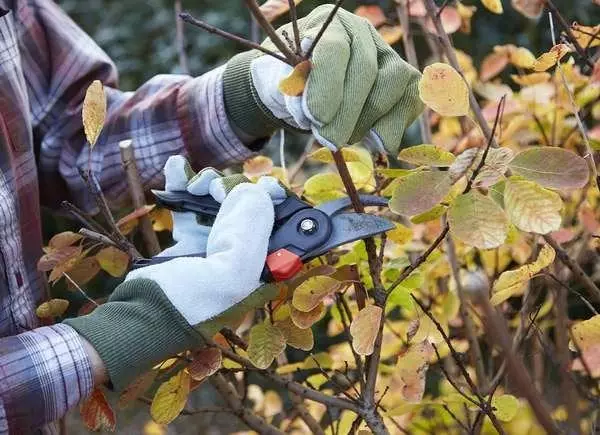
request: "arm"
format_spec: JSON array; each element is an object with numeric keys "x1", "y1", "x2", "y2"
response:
[{"x1": 19, "y1": 0, "x2": 262, "y2": 211}]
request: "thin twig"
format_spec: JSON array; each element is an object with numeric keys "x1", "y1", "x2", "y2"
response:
[
  {"x1": 79, "y1": 228, "x2": 119, "y2": 248},
  {"x1": 531, "y1": 113, "x2": 551, "y2": 147},
  {"x1": 174, "y1": 0, "x2": 189, "y2": 74},
  {"x1": 304, "y1": 0, "x2": 345, "y2": 59},
  {"x1": 287, "y1": 0, "x2": 301, "y2": 54},
  {"x1": 61, "y1": 201, "x2": 109, "y2": 236},
  {"x1": 180, "y1": 12, "x2": 293, "y2": 65},
  {"x1": 63, "y1": 272, "x2": 98, "y2": 307},
  {"x1": 243, "y1": 0, "x2": 301, "y2": 64}
]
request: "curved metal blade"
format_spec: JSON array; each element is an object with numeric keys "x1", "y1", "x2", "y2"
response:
[
  {"x1": 303, "y1": 213, "x2": 394, "y2": 260},
  {"x1": 316, "y1": 195, "x2": 389, "y2": 216}
]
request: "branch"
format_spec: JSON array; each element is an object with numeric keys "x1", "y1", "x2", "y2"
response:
[
  {"x1": 544, "y1": 234, "x2": 600, "y2": 304},
  {"x1": 303, "y1": 0, "x2": 345, "y2": 59},
  {"x1": 174, "y1": 0, "x2": 189, "y2": 74},
  {"x1": 243, "y1": 0, "x2": 301, "y2": 64},
  {"x1": 119, "y1": 140, "x2": 160, "y2": 256},
  {"x1": 79, "y1": 228, "x2": 119, "y2": 248},
  {"x1": 61, "y1": 201, "x2": 110, "y2": 236},
  {"x1": 180, "y1": 12, "x2": 294, "y2": 65},
  {"x1": 287, "y1": 0, "x2": 301, "y2": 54}
]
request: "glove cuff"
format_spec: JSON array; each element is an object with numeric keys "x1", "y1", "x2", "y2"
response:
[
  {"x1": 223, "y1": 51, "x2": 306, "y2": 139},
  {"x1": 64, "y1": 278, "x2": 203, "y2": 390}
]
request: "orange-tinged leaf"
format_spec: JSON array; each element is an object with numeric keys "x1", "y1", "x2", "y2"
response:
[
  {"x1": 457, "y1": 1, "x2": 477, "y2": 33},
  {"x1": 378, "y1": 25, "x2": 403, "y2": 45},
  {"x1": 49, "y1": 231, "x2": 83, "y2": 250},
  {"x1": 151, "y1": 370, "x2": 190, "y2": 424},
  {"x1": 571, "y1": 23, "x2": 600, "y2": 49},
  {"x1": 532, "y1": 44, "x2": 571, "y2": 71},
  {"x1": 509, "y1": 46, "x2": 536, "y2": 68},
  {"x1": 290, "y1": 303, "x2": 326, "y2": 329},
  {"x1": 278, "y1": 60, "x2": 312, "y2": 97},
  {"x1": 36, "y1": 298, "x2": 69, "y2": 318},
  {"x1": 481, "y1": 0, "x2": 503, "y2": 14},
  {"x1": 292, "y1": 275, "x2": 341, "y2": 312},
  {"x1": 37, "y1": 245, "x2": 82, "y2": 272},
  {"x1": 150, "y1": 207, "x2": 173, "y2": 232},
  {"x1": 354, "y1": 5, "x2": 386, "y2": 27},
  {"x1": 395, "y1": 340, "x2": 434, "y2": 402},
  {"x1": 424, "y1": 6, "x2": 461, "y2": 34},
  {"x1": 66, "y1": 257, "x2": 101, "y2": 289},
  {"x1": 480, "y1": 52, "x2": 509, "y2": 81},
  {"x1": 350, "y1": 305, "x2": 382, "y2": 356},
  {"x1": 259, "y1": 0, "x2": 303, "y2": 22},
  {"x1": 80, "y1": 388, "x2": 116, "y2": 431},
  {"x1": 96, "y1": 246, "x2": 129, "y2": 277},
  {"x1": 118, "y1": 370, "x2": 158, "y2": 409},
  {"x1": 188, "y1": 347, "x2": 222, "y2": 381},
  {"x1": 419, "y1": 63, "x2": 469, "y2": 116},
  {"x1": 82, "y1": 80, "x2": 106, "y2": 148},
  {"x1": 116, "y1": 205, "x2": 156, "y2": 234},
  {"x1": 247, "y1": 322, "x2": 286, "y2": 369},
  {"x1": 511, "y1": 72, "x2": 551, "y2": 86},
  {"x1": 243, "y1": 155, "x2": 274, "y2": 178},
  {"x1": 277, "y1": 317, "x2": 314, "y2": 351},
  {"x1": 511, "y1": 0, "x2": 544, "y2": 18}
]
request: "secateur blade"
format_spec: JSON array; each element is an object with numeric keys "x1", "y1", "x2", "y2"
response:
[{"x1": 316, "y1": 194, "x2": 389, "y2": 216}]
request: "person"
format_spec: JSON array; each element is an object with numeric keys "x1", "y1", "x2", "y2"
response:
[{"x1": 0, "y1": 0, "x2": 423, "y2": 433}]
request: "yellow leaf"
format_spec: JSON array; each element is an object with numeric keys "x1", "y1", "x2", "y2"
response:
[
  {"x1": 509, "y1": 47, "x2": 536, "y2": 68},
  {"x1": 378, "y1": 25, "x2": 403, "y2": 45},
  {"x1": 347, "y1": 146, "x2": 376, "y2": 191},
  {"x1": 96, "y1": 246, "x2": 130, "y2": 277},
  {"x1": 151, "y1": 370, "x2": 190, "y2": 424},
  {"x1": 290, "y1": 303, "x2": 326, "y2": 329},
  {"x1": 259, "y1": 0, "x2": 302, "y2": 22},
  {"x1": 532, "y1": 44, "x2": 571, "y2": 71},
  {"x1": 457, "y1": 2, "x2": 477, "y2": 33},
  {"x1": 292, "y1": 275, "x2": 341, "y2": 312},
  {"x1": 82, "y1": 80, "x2": 106, "y2": 147},
  {"x1": 49, "y1": 231, "x2": 83, "y2": 250},
  {"x1": 387, "y1": 224, "x2": 413, "y2": 245},
  {"x1": 243, "y1": 156, "x2": 273, "y2": 178},
  {"x1": 511, "y1": 72, "x2": 551, "y2": 86},
  {"x1": 492, "y1": 394, "x2": 520, "y2": 422},
  {"x1": 66, "y1": 257, "x2": 101, "y2": 289},
  {"x1": 419, "y1": 63, "x2": 470, "y2": 116},
  {"x1": 481, "y1": 0, "x2": 503, "y2": 14},
  {"x1": 143, "y1": 421, "x2": 166, "y2": 435},
  {"x1": 448, "y1": 191, "x2": 509, "y2": 249},
  {"x1": 571, "y1": 315, "x2": 600, "y2": 352},
  {"x1": 303, "y1": 173, "x2": 346, "y2": 203},
  {"x1": 247, "y1": 322, "x2": 286, "y2": 369},
  {"x1": 395, "y1": 340, "x2": 434, "y2": 402},
  {"x1": 398, "y1": 144, "x2": 456, "y2": 167},
  {"x1": 490, "y1": 243, "x2": 555, "y2": 305},
  {"x1": 504, "y1": 177, "x2": 562, "y2": 234},
  {"x1": 36, "y1": 298, "x2": 69, "y2": 318},
  {"x1": 309, "y1": 147, "x2": 361, "y2": 163},
  {"x1": 350, "y1": 305, "x2": 383, "y2": 355},
  {"x1": 278, "y1": 60, "x2": 312, "y2": 97},
  {"x1": 277, "y1": 317, "x2": 314, "y2": 351},
  {"x1": 571, "y1": 23, "x2": 600, "y2": 49},
  {"x1": 410, "y1": 204, "x2": 447, "y2": 224},
  {"x1": 150, "y1": 208, "x2": 173, "y2": 232}
]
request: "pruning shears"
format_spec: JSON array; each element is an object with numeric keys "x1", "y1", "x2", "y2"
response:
[{"x1": 132, "y1": 191, "x2": 394, "y2": 282}]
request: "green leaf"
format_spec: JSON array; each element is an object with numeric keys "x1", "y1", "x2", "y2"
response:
[
  {"x1": 150, "y1": 370, "x2": 190, "y2": 424},
  {"x1": 398, "y1": 144, "x2": 456, "y2": 167},
  {"x1": 276, "y1": 317, "x2": 314, "y2": 351},
  {"x1": 309, "y1": 147, "x2": 362, "y2": 163},
  {"x1": 390, "y1": 171, "x2": 452, "y2": 216},
  {"x1": 492, "y1": 394, "x2": 519, "y2": 422},
  {"x1": 504, "y1": 176, "x2": 562, "y2": 234},
  {"x1": 247, "y1": 322, "x2": 286, "y2": 369},
  {"x1": 509, "y1": 147, "x2": 589, "y2": 189},
  {"x1": 448, "y1": 191, "x2": 508, "y2": 249},
  {"x1": 410, "y1": 204, "x2": 448, "y2": 224},
  {"x1": 303, "y1": 173, "x2": 346, "y2": 203}
]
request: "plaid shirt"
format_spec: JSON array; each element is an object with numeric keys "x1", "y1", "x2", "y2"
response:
[{"x1": 0, "y1": 0, "x2": 254, "y2": 433}]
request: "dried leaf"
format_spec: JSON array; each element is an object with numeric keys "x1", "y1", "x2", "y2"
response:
[
  {"x1": 532, "y1": 44, "x2": 571, "y2": 71},
  {"x1": 457, "y1": 2, "x2": 477, "y2": 34},
  {"x1": 389, "y1": 171, "x2": 452, "y2": 216},
  {"x1": 571, "y1": 23, "x2": 600, "y2": 49},
  {"x1": 480, "y1": 52, "x2": 509, "y2": 81},
  {"x1": 118, "y1": 371, "x2": 158, "y2": 409},
  {"x1": 292, "y1": 275, "x2": 341, "y2": 312},
  {"x1": 504, "y1": 176, "x2": 562, "y2": 234},
  {"x1": 36, "y1": 298, "x2": 69, "y2": 318},
  {"x1": 96, "y1": 247, "x2": 130, "y2": 277},
  {"x1": 278, "y1": 60, "x2": 312, "y2": 97},
  {"x1": 350, "y1": 305, "x2": 383, "y2": 356},
  {"x1": 277, "y1": 317, "x2": 314, "y2": 351},
  {"x1": 80, "y1": 388, "x2": 116, "y2": 432},
  {"x1": 482, "y1": 0, "x2": 503, "y2": 14},
  {"x1": 259, "y1": 0, "x2": 302, "y2": 22},
  {"x1": 511, "y1": 72, "x2": 551, "y2": 86},
  {"x1": 151, "y1": 371, "x2": 190, "y2": 424},
  {"x1": 188, "y1": 348, "x2": 222, "y2": 381},
  {"x1": 37, "y1": 245, "x2": 82, "y2": 272},
  {"x1": 82, "y1": 80, "x2": 106, "y2": 147},
  {"x1": 309, "y1": 147, "x2": 361, "y2": 163},
  {"x1": 247, "y1": 322, "x2": 286, "y2": 369},
  {"x1": 490, "y1": 243, "x2": 555, "y2": 305},
  {"x1": 66, "y1": 257, "x2": 101, "y2": 289},
  {"x1": 116, "y1": 205, "x2": 156, "y2": 234},
  {"x1": 354, "y1": 5, "x2": 386, "y2": 27},
  {"x1": 243, "y1": 156, "x2": 274, "y2": 178},
  {"x1": 509, "y1": 147, "x2": 589, "y2": 190},
  {"x1": 511, "y1": 0, "x2": 544, "y2": 18},
  {"x1": 419, "y1": 63, "x2": 469, "y2": 116},
  {"x1": 395, "y1": 341, "x2": 434, "y2": 402},
  {"x1": 424, "y1": 6, "x2": 461, "y2": 34},
  {"x1": 398, "y1": 144, "x2": 456, "y2": 167},
  {"x1": 49, "y1": 231, "x2": 82, "y2": 250},
  {"x1": 290, "y1": 303, "x2": 326, "y2": 329},
  {"x1": 448, "y1": 191, "x2": 509, "y2": 249}
]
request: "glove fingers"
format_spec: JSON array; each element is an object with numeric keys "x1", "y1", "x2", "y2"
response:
[
  {"x1": 256, "y1": 176, "x2": 287, "y2": 204},
  {"x1": 187, "y1": 167, "x2": 223, "y2": 196},
  {"x1": 164, "y1": 155, "x2": 196, "y2": 191},
  {"x1": 366, "y1": 75, "x2": 423, "y2": 155},
  {"x1": 309, "y1": 18, "x2": 378, "y2": 148}
]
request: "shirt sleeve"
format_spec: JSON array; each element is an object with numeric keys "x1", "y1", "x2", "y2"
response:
[
  {"x1": 0, "y1": 324, "x2": 93, "y2": 433},
  {"x1": 19, "y1": 0, "x2": 256, "y2": 211}
]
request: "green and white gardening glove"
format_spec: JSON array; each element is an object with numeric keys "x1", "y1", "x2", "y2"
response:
[
  {"x1": 65, "y1": 155, "x2": 286, "y2": 390},
  {"x1": 223, "y1": 4, "x2": 424, "y2": 154}
]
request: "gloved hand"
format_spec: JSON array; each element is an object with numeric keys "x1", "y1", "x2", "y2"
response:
[
  {"x1": 223, "y1": 4, "x2": 423, "y2": 154},
  {"x1": 65, "y1": 156, "x2": 285, "y2": 389}
]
